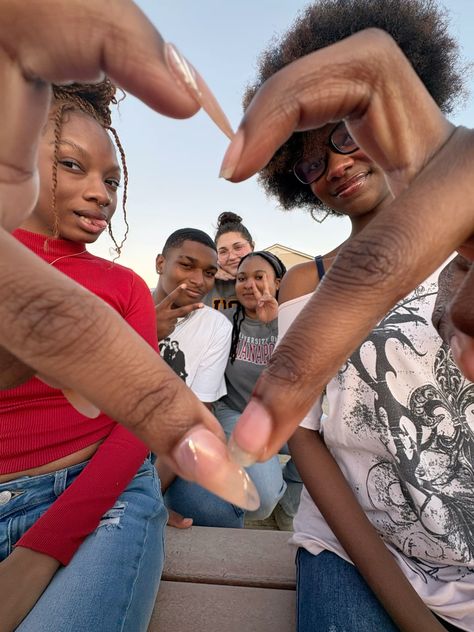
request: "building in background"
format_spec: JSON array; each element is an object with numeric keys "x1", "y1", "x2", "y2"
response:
[{"x1": 264, "y1": 244, "x2": 312, "y2": 269}]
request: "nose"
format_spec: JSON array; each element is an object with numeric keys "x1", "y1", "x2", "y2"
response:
[
  {"x1": 325, "y1": 152, "x2": 355, "y2": 181},
  {"x1": 84, "y1": 175, "x2": 113, "y2": 208},
  {"x1": 188, "y1": 268, "x2": 205, "y2": 288}
]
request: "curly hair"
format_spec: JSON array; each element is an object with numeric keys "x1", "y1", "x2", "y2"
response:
[
  {"x1": 49, "y1": 79, "x2": 129, "y2": 256},
  {"x1": 243, "y1": 0, "x2": 465, "y2": 215},
  {"x1": 214, "y1": 211, "x2": 254, "y2": 247}
]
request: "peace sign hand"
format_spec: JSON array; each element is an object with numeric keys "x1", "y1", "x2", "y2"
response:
[
  {"x1": 155, "y1": 284, "x2": 204, "y2": 340},
  {"x1": 252, "y1": 274, "x2": 278, "y2": 323}
]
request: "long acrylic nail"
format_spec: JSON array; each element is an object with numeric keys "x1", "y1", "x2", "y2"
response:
[
  {"x1": 164, "y1": 42, "x2": 234, "y2": 140},
  {"x1": 229, "y1": 399, "x2": 272, "y2": 466},
  {"x1": 219, "y1": 129, "x2": 245, "y2": 179},
  {"x1": 172, "y1": 427, "x2": 260, "y2": 511}
]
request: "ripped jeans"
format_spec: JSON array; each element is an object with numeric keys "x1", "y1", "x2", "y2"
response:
[{"x1": 0, "y1": 457, "x2": 167, "y2": 632}]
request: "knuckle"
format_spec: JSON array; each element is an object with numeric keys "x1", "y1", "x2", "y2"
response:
[
  {"x1": 2, "y1": 284, "x2": 110, "y2": 362},
  {"x1": 123, "y1": 371, "x2": 187, "y2": 452}
]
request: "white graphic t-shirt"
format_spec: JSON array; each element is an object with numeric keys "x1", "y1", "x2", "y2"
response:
[
  {"x1": 279, "y1": 272, "x2": 474, "y2": 631},
  {"x1": 160, "y1": 306, "x2": 232, "y2": 402}
]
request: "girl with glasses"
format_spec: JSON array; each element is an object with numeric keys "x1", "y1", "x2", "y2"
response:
[
  {"x1": 246, "y1": 1, "x2": 471, "y2": 630},
  {"x1": 0, "y1": 81, "x2": 166, "y2": 631},
  {"x1": 204, "y1": 211, "x2": 255, "y2": 311}
]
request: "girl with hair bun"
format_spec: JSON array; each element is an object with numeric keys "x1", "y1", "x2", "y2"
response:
[
  {"x1": 0, "y1": 79, "x2": 166, "y2": 631},
  {"x1": 204, "y1": 211, "x2": 254, "y2": 310}
]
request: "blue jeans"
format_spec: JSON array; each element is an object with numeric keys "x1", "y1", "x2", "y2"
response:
[
  {"x1": 214, "y1": 400, "x2": 288, "y2": 520},
  {"x1": 296, "y1": 548, "x2": 398, "y2": 632},
  {"x1": 296, "y1": 548, "x2": 461, "y2": 632},
  {"x1": 0, "y1": 457, "x2": 167, "y2": 632}
]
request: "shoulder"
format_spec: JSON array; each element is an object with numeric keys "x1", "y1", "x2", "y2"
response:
[{"x1": 278, "y1": 260, "x2": 319, "y2": 305}]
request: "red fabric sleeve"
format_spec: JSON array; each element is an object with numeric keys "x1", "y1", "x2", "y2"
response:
[{"x1": 17, "y1": 272, "x2": 159, "y2": 565}]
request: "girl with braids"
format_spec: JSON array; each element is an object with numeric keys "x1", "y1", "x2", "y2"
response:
[
  {"x1": 204, "y1": 211, "x2": 254, "y2": 311},
  {"x1": 0, "y1": 80, "x2": 166, "y2": 631},
  {"x1": 246, "y1": 0, "x2": 472, "y2": 630}
]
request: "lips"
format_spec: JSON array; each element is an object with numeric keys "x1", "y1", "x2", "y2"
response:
[
  {"x1": 74, "y1": 210, "x2": 108, "y2": 234},
  {"x1": 333, "y1": 172, "x2": 369, "y2": 198}
]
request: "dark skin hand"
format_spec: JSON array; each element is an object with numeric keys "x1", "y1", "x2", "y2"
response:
[
  {"x1": 222, "y1": 28, "x2": 474, "y2": 463},
  {"x1": 154, "y1": 284, "x2": 204, "y2": 341},
  {"x1": 0, "y1": 0, "x2": 257, "y2": 566}
]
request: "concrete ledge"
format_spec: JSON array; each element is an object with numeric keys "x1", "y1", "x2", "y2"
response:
[
  {"x1": 162, "y1": 526, "x2": 296, "y2": 589},
  {"x1": 148, "y1": 526, "x2": 296, "y2": 631},
  {"x1": 150, "y1": 581, "x2": 295, "y2": 632}
]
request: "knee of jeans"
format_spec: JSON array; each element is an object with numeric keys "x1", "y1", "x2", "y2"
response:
[
  {"x1": 97, "y1": 501, "x2": 127, "y2": 530},
  {"x1": 249, "y1": 482, "x2": 286, "y2": 520}
]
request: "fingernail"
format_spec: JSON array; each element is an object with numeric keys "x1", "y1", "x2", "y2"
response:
[
  {"x1": 172, "y1": 427, "x2": 260, "y2": 511},
  {"x1": 219, "y1": 129, "x2": 245, "y2": 180},
  {"x1": 164, "y1": 42, "x2": 201, "y2": 104},
  {"x1": 229, "y1": 400, "x2": 272, "y2": 466},
  {"x1": 164, "y1": 42, "x2": 234, "y2": 140}
]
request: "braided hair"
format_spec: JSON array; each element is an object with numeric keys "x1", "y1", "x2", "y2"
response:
[
  {"x1": 229, "y1": 251, "x2": 286, "y2": 364},
  {"x1": 50, "y1": 79, "x2": 129, "y2": 256}
]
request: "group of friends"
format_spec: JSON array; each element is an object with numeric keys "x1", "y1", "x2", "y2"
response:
[{"x1": 1, "y1": 1, "x2": 474, "y2": 632}]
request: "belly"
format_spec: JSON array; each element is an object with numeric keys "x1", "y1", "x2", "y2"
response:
[{"x1": 0, "y1": 440, "x2": 103, "y2": 483}]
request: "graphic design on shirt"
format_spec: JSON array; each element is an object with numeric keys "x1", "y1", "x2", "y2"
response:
[
  {"x1": 161, "y1": 339, "x2": 187, "y2": 381},
  {"x1": 235, "y1": 334, "x2": 277, "y2": 365},
  {"x1": 340, "y1": 284, "x2": 474, "y2": 577}
]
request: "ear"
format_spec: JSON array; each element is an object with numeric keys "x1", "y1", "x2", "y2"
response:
[
  {"x1": 275, "y1": 278, "x2": 281, "y2": 291},
  {"x1": 156, "y1": 254, "x2": 165, "y2": 274}
]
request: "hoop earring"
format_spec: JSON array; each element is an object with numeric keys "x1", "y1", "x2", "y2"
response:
[{"x1": 310, "y1": 209, "x2": 329, "y2": 224}]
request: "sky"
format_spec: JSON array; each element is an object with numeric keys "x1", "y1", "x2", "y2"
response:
[{"x1": 89, "y1": 0, "x2": 474, "y2": 287}]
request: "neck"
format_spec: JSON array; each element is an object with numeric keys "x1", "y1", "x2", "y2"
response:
[{"x1": 348, "y1": 191, "x2": 394, "y2": 238}]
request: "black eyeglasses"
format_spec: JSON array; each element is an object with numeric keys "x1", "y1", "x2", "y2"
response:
[{"x1": 293, "y1": 122, "x2": 358, "y2": 185}]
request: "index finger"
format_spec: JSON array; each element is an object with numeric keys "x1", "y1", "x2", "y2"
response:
[
  {"x1": 156, "y1": 284, "x2": 188, "y2": 310},
  {"x1": 261, "y1": 272, "x2": 271, "y2": 297},
  {"x1": 233, "y1": 125, "x2": 474, "y2": 459},
  {"x1": 223, "y1": 29, "x2": 451, "y2": 195}
]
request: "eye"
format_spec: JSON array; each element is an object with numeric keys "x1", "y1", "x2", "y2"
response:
[
  {"x1": 236, "y1": 275, "x2": 245, "y2": 283},
  {"x1": 205, "y1": 270, "x2": 217, "y2": 278},
  {"x1": 179, "y1": 263, "x2": 191, "y2": 269},
  {"x1": 59, "y1": 159, "x2": 82, "y2": 171},
  {"x1": 105, "y1": 178, "x2": 120, "y2": 191}
]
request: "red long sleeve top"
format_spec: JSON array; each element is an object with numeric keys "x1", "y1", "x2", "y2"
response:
[{"x1": 1, "y1": 229, "x2": 158, "y2": 564}]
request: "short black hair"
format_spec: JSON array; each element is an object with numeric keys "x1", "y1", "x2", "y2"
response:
[
  {"x1": 162, "y1": 228, "x2": 217, "y2": 256},
  {"x1": 244, "y1": 0, "x2": 465, "y2": 215}
]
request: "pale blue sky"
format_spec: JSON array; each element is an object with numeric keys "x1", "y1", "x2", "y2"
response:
[{"x1": 90, "y1": 0, "x2": 474, "y2": 286}]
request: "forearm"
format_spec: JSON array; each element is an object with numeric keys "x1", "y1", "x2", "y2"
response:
[
  {"x1": 0, "y1": 548, "x2": 60, "y2": 631},
  {"x1": 289, "y1": 428, "x2": 444, "y2": 632}
]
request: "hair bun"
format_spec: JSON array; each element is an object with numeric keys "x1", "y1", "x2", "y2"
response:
[{"x1": 217, "y1": 211, "x2": 243, "y2": 227}]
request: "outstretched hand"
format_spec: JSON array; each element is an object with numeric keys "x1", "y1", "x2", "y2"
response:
[
  {"x1": 155, "y1": 285, "x2": 204, "y2": 340},
  {"x1": 225, "y1": 29, "x2": 474, "y2": 462},
  {"x1": 0, "y1": 0, "x2": 258, "y2": 513}
]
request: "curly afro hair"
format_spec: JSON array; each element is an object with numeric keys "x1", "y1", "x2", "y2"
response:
[{"x1": 243, "y1": 0, "x2": 464, "y2": 215}]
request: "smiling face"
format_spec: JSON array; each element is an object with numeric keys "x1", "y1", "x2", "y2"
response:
[
  {"x1": 216, "y1": 231, "x2": 254, "y2": 276},
  {"x1": 235, "y1": 255, "x2": 280, "y2": 315},
  {"x1": 302, "y1": 125, "x2": 392, "y2": 218},
  {"x1": 156, "y1": 239, "x2": 218, "y2": 306},
  {"x1": 23, "y1": 110, "x2": 120, "y2": 243}
]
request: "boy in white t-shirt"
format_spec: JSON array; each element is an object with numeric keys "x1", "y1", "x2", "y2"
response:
[{"x1": 152, "y1": 228, "x2": 244, "y2": 528}]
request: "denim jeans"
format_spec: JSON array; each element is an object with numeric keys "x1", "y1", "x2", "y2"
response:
[
  {"x1": 296, "y1": 548, "x2": 462, "y2": 632},
  {"x1": 214, "y1": 400, "x2": 288, "y2": 520},
  {"x1": 0, "y1": 457, "x2": 167, "y2": 632}
]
